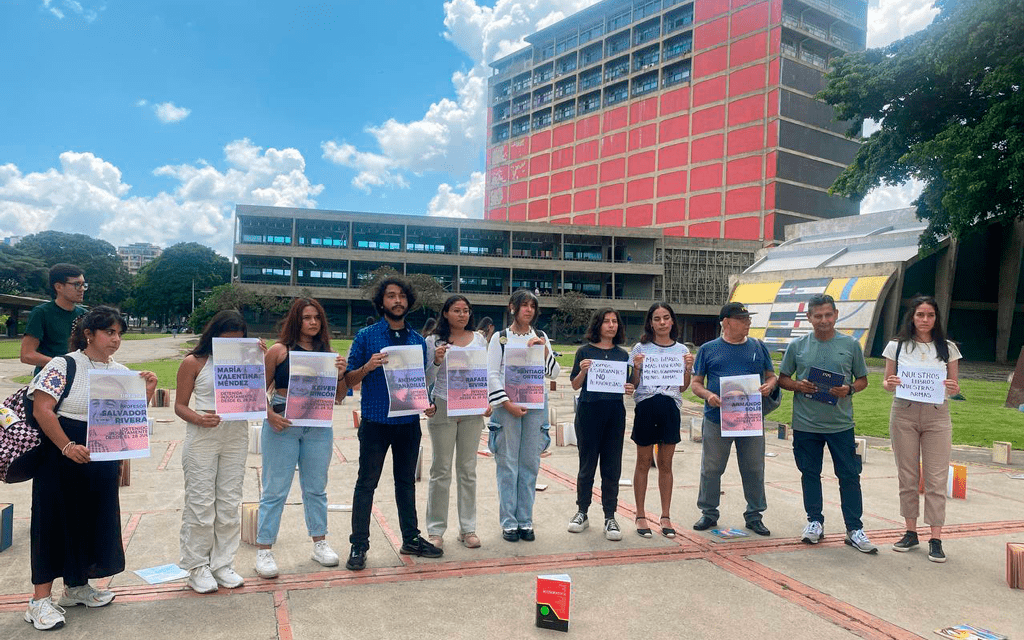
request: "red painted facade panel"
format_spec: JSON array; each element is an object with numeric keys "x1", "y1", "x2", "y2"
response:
[
  {"x1": 764, "y1": 182, "x2": 775, "y2": 208},
  {"x1": 576, "y1": 164, "x2": 599, "y2": 188},
  {"x1": 510, "y1": 139, "x2": 530, "y2": 160},
  {"x1": 550, "y1": 216, "x2": 571, "y2": 225},
  {"x1": 657, "y1": 170, "x2": 687, "y2": 197},
  {"x1": 510, "y1": 159, "x2": 529, "y2": 181},
  {"x1": 693, "y1": 46, "x2": 729, "y2": 78},
  {"x1": 730, "y1": 1, "x2": 771, "y2": 37},
  {"x1": 627, "y1": 177, "x2": 655, "y2": 202},
  {"x1": 656, "y1": 197, "x2": 686, "y2": 224},
  {"x1": 770, "y1": 0, "x2": 783, "y2": 23},
  {"x1": 728, "y1": 125, "x2": 764, "y2": 156},
  {"x1": 600, "y1": 131, "x2": 628, "y2": 157},
  {"x1": 692, "y1": 105, "x2": 726, "y2": 135},
  {"x1": 528, "y1": 199, "x2": 548, "y2": 219},
  {"x1": 729, "y1": 63, "x2": 767, "y2": 97},
  {"x1": 509, "y1": 181, "x2": 528, "y2": 202},
  {"x1": 531, "y1": 131, "x2": 551, "y2": 153},
  {"x1": 489, "y1": 165, "x2": 509, "y2": 184},
  {"x1": 725, "y1": 216, "x2": 761, "y2": 240},
  {"x1": 603, "y1": 106, "x2": 629, "y2": 133},
  {"x1": 551, "y1": 147, "x2": 574, "y2": 171},
  {"x1": 552, "y1": 123, "x2": 574, "y2": 147},
  {"x1": 599, "y1": 209, "x2": 623, "y2": 227},
  {"x1": 601, "y1": 158, "x2": 625, "y2": 182},
  {"x1": 732, "y1": 0, "x2": 763, "y2": 8},
  {"x1": 529, "y1": 176, "x2": 549, "y2": 198},
  {"x1": 689, "y1": 221, "x2": 721, "y2": 237},
  {"x1": 628, "y1": 123, "x2": 658, "y2": 151},
  {"x1": 629, "y1": 97, "x2": 659, "y2": 125},
  {"x1": 626, "y1": 204, "x2": 653, "y2": 227},
  {"x1": 599, "y1": 184, "x2": 624, "y2": 207},
  {"x1": 574, "y1": 189, "x2": 597, "y2": 212},
  {"x1": 664, "y1": 225, "x2": 687, "y2": 237},
  {"x1": 725, "y1": 186, "x2": 761, "y2": 214},
  {"x1": 766, "y1": 120, "x2": 778, "y2": 147},
  {"x1": 628, "y1": 150, "x2": 656, "y2": 176},
  {"x1": 550, "y1": 170, "x2": 573, "y2": 193},
  {"x1": 576, "y1": 115, "x2": 601, "y2": 140},
  {"x1": 730, "y1": 32, "x2": 769, "y2": 67},
  {"x1": 488, "y1": 207, "x2": 507, "y2": 221},
  {"x1": 695, "y1": 0, "x2": 731, "y2": 24},
  {"x1": 508, "y1": 203, "x2": 527, "y2": 221},
  {"x1": 489, "y1": 144, "x2": 508, "y2": 166},
  {"x1": 690, "y1": 163, "x2": 723, "y2": 190},
  {"x1": 660, "y1": 87, "x2": 690, "y2": 116},
  {"x1": 691, "y1": 134, "x2": 724, "y2": 163},
  {"x1": 659, "y1": 114, "x2": 690, "y2": 143},
  {"x1": 767, "y1": 89, "x2": 779, "y2": 116},
  {"x1": 693, "y1": 76, "x2": 727, "y2": 107},
  {"x1": 765, "y1": 151, "x2": 777, "y2": 178},
  {"x1": 573, "y1": 213, "x2": 595, "y2": 226},
  {"x1": 728, "y1": 95, "x2": 765, "y2": 126},
  {"x1": 658, "y1": 142, "x2": 690, "y2": 170},
  {"x1": 726, "y1": 156, "x2": 762, "y2": 185},
  {"x1": 550, "y1": 193, "x2": 572, "y2": 216},
  {"x1": 769, "y1": 26, "x2": 781, "y2": 55},
  {"x1": 576, "y1": 139, "x2": 599, "y2": 163},
  {"x1": 689, "y1": 193, "x2": 722, "y2": 219},
  {"x1": 762, "y1": 213, "x2": 774, "y2": 238},
  {"x1": 488, "y1": 185, "x2": 507, "y2": 206},
  {"x1": 529, "y1": 153, "x2": 550, "y2": 175},
  {"x1": 694, "y1": 17, "x2": 729, "y2": 51}
]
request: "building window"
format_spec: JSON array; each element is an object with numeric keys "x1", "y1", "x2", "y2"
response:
[
  {"x1": 633, "y1": 19, "x2": 660, "y2": 47},
  {"x1": 664, "y1": 6, "x2": 694, "y2": 34},
  {"x1": 632, "y1": 70, "x2": 659, "y2": 97},
  {"x1": 556, "y1": 53, "x2": 577, "y2": 76},
  {"x1": 607, "y1": 9, "x2": 631, "y2": 33},
  {"x1": 580, "y1": 21, "x2": 604, "y2": 44},
  {"x1": 607, "y1": 31, "x2": 630, "y2": 56},
  {"x1": 603, "y1": 81, "x2": 628, "y2": 106},
  {"x1": 554, "y1": 77, "x2": 577, "y2": 99},
  {"x1": 633, "y1": 44, "x2": 659, "y2": 71},
  {"x1": 663, "y1": 32, "x2": 693, "y2": 61},
  {"x1": 604, "y1": 55, "x2": 629, "y2": 82},
  {"x1": 578, "y1": 90, "x2": 601, "y2": 114},
  {"x1": 554, "y1": 100, "x2": 576, "y2": 123},
  {"x1": 580, "y1": 67, "x2": 602, "y2": 90},
  {"x1": 581, "y1": 42, "x2": 603, "y2": 67},
  {"x1": 663, "y1": 59, "x2": 691, "y2": 87}
]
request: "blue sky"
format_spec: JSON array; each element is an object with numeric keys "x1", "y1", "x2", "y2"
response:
[{"x1": 0, "y1": 0, "x2": 936, "y2": 255}]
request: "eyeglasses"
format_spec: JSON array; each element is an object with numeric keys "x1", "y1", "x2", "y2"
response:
[{"x1": 63, "y1": 281, "x2": 89, "y2": 291}]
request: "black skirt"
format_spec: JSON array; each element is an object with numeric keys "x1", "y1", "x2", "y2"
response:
[{"x1": 31, "y1": 417, "x2": 125, "y2": 586}]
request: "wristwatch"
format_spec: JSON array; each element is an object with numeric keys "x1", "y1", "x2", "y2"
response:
[{"x1": 847, "y1": 384, "x2": 855, "y2": 395}]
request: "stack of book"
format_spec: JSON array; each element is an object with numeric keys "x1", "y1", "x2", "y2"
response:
[{"x1": 1007, "y1": 542, "x2": 1024, "y2": 589}]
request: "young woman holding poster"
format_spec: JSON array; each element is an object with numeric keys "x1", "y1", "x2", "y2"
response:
[
  {"x1": 24, "y1": 307, "x2": 157, "y2": 631},
  {"x1": 424, "y1": 295, "x2": 490, "y2": 549},
  {"x1": 256, "y1": 298, "x2": 347, "y2": 579},
  {"x1": 486, "y1": 289, "x2": 560, "y2": 542},
  {"x1": 567, "y1": 308, "x2": 635, "y2": 541},
  {"x1": 174, "y1": 310, "x2": 262, "y2": 593},
  {"x1": 882, "y1": 295, "x2": 961, "y2": 563},
  {"x1": 628, "y1": 303, "x2": 693, "y2": 538}
]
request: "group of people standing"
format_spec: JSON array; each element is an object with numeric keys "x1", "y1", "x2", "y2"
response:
[{"x1": 17, "y1": 263, "x2": 963, "y2": 632}]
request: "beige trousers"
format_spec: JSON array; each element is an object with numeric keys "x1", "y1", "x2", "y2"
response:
[
  {"x1": 889, "y1": 399, "x2": 952, "y2": 526},
  {"x1": 425, "y1": 397, "x2": 484, "y2": 537}
]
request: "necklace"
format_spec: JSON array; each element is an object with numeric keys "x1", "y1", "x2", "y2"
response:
[
  {"x1": 83, "y1": 350, "x2": 112, "y2": 369},
  {"x1": 510, "y1": 325, "x2": 531, "y2": 336}
]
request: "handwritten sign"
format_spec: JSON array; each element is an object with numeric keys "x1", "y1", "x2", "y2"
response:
[
  {"x1": 586, "y1": 360, "x2": 627, "y2": 394},
  {"x1": 87, "y1": 370, "x2": 150, "y2": 461},
  {"x1": 382, "y1": 345, "x2": 429, "y2": 418},
  {"x1": 642, "y1": 352, "x2": 685, "y2": 387},
  {"x1": 212, "y1": 337, "x2": 267, "y2": 420},
  {"x1": 896, "y1": 365, "x2": 946, "y2": 405},
  {"x1": 505, "y1": 345, "x2": 545, "y2": 409},
  {"x1": 445, "y1": 347, "x2": 488, "y2": 417},
  {"x1": 284, "y1": 352, "x2": 338, "y2": 427},
  {"x1": 719, "y1": 374, "x2": 763, "y2": 437}
]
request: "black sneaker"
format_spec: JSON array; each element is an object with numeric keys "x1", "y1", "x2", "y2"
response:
[
  {"x1": 892, "y1": 530, "x2": 919, "y2": 552},
  {"x1": 502, "y1": 529, "x2": 520, "y2": 542},
  {"x1": 518, "y1": 527, "x2": 536, "y2": 542},
  {"x1": 928, "y1": 538, "x2": 946, "y2": 563},
  {"x1": 345, "y1": 546, "x2": 367, "y2": 571},
  {"x1": 400, "y1": 536, "x2": 444, "y2": 558}
]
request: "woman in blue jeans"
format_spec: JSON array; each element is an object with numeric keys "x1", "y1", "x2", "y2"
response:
[
  {"x1": 255, "y1": 298, "x2": 346, "y2": 578},
  {"x1": 486, "y1": 289, "x2": 559, "y2": 542}
]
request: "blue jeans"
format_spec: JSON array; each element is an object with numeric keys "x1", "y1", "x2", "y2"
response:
[
  {"x1": 489, "y1": 404, "x2": 550, "y2": 531},
  {"x1": 696, "y1": 417, "x2": 766, "y2": 523},
  {"x1": 257, "y1": 400, "x2": 334, "y2": 544},
  {"x1": 793, "y1": 427, "x2": 863, "y2": 531}
]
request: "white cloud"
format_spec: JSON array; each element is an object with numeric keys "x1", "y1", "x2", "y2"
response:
[
  {"x1": 861, "y1": 178, "x2": 924, "y2": 214},
  {"x1": 135, "y1": 99, "x2": 148, "y2": 107},
  {"x1": 427, "y1": 171, "x2": 485, "y2": 218},
  {"x1": 0, "y1": 140, "x2": 323, "y2": 255},
  {"x1": 41, "y1": 0, "x2": 100, "y2": 22},
  {"x1": 153, "y1": 102, "x2": 191, "y2": 124}
]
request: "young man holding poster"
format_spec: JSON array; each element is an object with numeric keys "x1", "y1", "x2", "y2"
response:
[
  {"x1": 344, "y1": 277, "x2": 441, "y2": 571},
  {"x1": 691, "y1": 303, "x2": 777, "y2": 536},
  {"x1": 777, "y1": 294, "x2": 876, "y2": 553}
]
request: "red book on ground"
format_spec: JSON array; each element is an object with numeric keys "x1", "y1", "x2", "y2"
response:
[{"x1": 536, "y1": 574, "x2": 571, "y2": 632}]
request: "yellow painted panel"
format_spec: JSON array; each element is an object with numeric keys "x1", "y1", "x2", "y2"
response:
[
  {"x1": 849, "y1": 276, "x2": 890, "y2": 300},
  {"x1": 731, "y1": 282, "x2": 782, "y2": 305},
  {"x1": 824, "y1": 278, "x2": 848, "y2": 299},
  {"x1": 748, "y1": 327, "x2": 767, "y2": 340}
]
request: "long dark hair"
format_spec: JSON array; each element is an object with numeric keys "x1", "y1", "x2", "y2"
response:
[
  {"x1": 895, "y1": 295, "x2": 950, "y2": 362},
  {"x1": 70, "y1": 306, "x2": 127, "y2": 351},
  {"x1": 189, "y1": 310, "x2": 248, "y2": 358},
  {"x1": 278, "y1": 298, "x2": 331, "y2": 352},
  {"x1": 432, "y1": 295, "x2": 475, "y2": 343},
  {"x1": 584, "y1": 307, "x2": 625, "y2": 345},
  {"x1": 508, "y1": 289, "x2": 539, "y2": 326},
  {"x1": 640, "y1": 302, "x2": 679, "y2": 344}
]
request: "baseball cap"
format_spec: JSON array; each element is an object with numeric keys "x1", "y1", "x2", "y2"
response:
[{"x1": 720, "y1": 302, "x2": 754, "y2": 320}]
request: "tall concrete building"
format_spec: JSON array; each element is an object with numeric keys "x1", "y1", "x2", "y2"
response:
[
  {"x1": 485, "y1": 0, "x2": 865, "y2": 241},
  {"x1": 117, "y1": 242, "x2": 162, "y2": 275}
]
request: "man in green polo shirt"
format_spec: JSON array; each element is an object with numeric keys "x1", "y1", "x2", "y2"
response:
[
  {"x1": 778, "y1": 293, "x2": 876, "y2": 553},
  {"x1": 20, "y1": 263, "x2": 87, "y2": 374}
]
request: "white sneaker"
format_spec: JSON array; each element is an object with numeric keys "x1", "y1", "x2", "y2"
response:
[
  {"x1": 24, "y1": 597, "x2": 66, "y2": 630},
  {"x1": 187, "y1": 565, "x2": 218, "y2": 594},
  {"x1": 604, "y1": 518, "x2": 623, "y2": 541},
  {"x1": 255, "y1": 549, "x2": 279, "y2": 578},
  {"x1": 567, "y1": 511, "x2": 589, "y2": 533},
  {"x1": 59, "y1": 583, "x2": 115, "y2": 608},
  {"x1": 312, "y1": 540, "x2": 340, "y2": 567},
  {"x1": 212, "y1": 566, "x2": 245, "y2": 589},
  {"x1": 801, "y1": 521, "x2": 824, "y2": 544},
  {"x1": 845, "y1": 528, "x2": 879, "y2": 554}
]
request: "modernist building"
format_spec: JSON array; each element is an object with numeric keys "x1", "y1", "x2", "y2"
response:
[
  {"x1": 485, "y1": 0, "x2": 865, "y2": 241},
  {"x1": 233, "y1": 204, "x2": 760, "y2": 341},
  {"x1": 117, "y1": 242, "x2": 163, "y2": 275}
]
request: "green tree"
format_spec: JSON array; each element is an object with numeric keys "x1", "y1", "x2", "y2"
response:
[
  {"x1": 553, "y1": 291, "x2": 591, "y2": 339},
  {"x1": 15, "y1": 230, "x2": 131, "y2": 303},
  {"x1": 820, "y1": 0, "x2": 1024, "y2": 247},
  {"x1": 188, "y1": 283, "x2": 289, "y2": 332},
  {"x1": 134, "y1": 242, "x2": 231, "y2": 326},
  {"x1": 0, "y1": 245, "x2": 48, "y2": 297},
  {"x1": 359, "y1": 266, "x2": 447, "y2": 314}
]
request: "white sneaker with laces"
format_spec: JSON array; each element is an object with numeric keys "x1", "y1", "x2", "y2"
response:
[
  {"x1": 801, "y1": 521, "x2": 824, "y2": 544},
  {"x1": 845, "y1": 528, "x2": 879, "y2": 554},
  {"x1": 312, "y1": 540, "x2": 340, "y2": 567},
  {"x1": 59, "y1": 583, "x2": 115, "y2": 608},
  {"x1": 24, "y1": 597, "x2": 66, "y2": 630},
  {"x1": 604, "y1": 518, "x2": 623, "y2": 541},
  {"x1": 255, "y1": 549, "x2": 279, "y2": 578},
  {"x1": 567, "y1": 511, "x2": 589, "y2": 533},
  {"x1": 212, "y1": 566, "x2": 245, "y2": 589},
  {"x1": 187, "y1": 565, "x2": 219, "y2": 594}
]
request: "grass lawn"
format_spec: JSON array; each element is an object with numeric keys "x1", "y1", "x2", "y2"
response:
[{"x1": 0, "y1": 334, "x2": 170, "y2": 360}]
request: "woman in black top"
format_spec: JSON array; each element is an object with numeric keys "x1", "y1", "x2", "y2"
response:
[{"x1": 566, "y1": 308, "x2": 634, "y2": 541}]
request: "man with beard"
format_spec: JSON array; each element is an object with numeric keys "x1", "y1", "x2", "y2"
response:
[
  {"x1": 21, "y1": 264, "x2": 87, "y2": 375},
  {"x1": 344, "y1": 276, "x2": 441, "y2": 570}
]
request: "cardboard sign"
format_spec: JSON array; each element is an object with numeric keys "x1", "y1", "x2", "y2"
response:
[
  {"x1": 586, "y1": 360, "x2": 627, "y2": 394},
  {"x1": 284, "y1": 352, "x2": 338, "y2": 427},
  {"x1": 382, "y1": 345, "x2": 429, "y2": 418},
  {"x1": 536, "y1": 574, "x2": 571, "y2": 632},
  {"x1": 719, "y1": 374, "x2": 763, "y2": 437},
  {"x1": 505, "y1": 345, "x2": 545, "y2": 409},
  {"x1": 895, "y1": 365, "x2": 946, "y2": 404},
  {"x1": 445, "y1": 347, "x2": 488, "y2": 416},
  {"x1": 641, "y1": 352, "x2": 685, "y2": 387},
  {"x1": 212, "y1": 338, "x2": 267, "y2": 420},
  {"x1": 87, "y1": 370, "x2": 150, "y2": 461}
]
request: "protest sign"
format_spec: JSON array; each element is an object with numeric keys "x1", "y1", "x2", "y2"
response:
[
  {"x1": 382, "y1": 345, "x2": 429, "y2": 418},
  {"x1": 445, "y1": 347, "x2": 488, "y2": 416},
  {"x1": 586, "y1": 360, "x2": 627, "y2": 394},
  {"x1": 719, "y1": 374, "x2": 763, "y2": 437},
  {"x1": 642, "y1": 352, "x2": 685, "y2": 387},
  {"x1": 896, "y1": 365, "x2": 946, "y2": 404},
  {"x1": 87, "y1": 370, "x2": 150, "y2": 461},
  {"x1": 284, "y1": 352, "x2": 338, "y2": 427},
  {"x1": 212, "y1": 337, "x2": 267, "y2": 420},
  {"x1": 505, "y1": 345, "x2": 545, "y2": 409}
]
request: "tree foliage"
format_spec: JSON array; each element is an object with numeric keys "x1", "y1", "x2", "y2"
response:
[
  {"x1": 15, "y1": 230, "x2": 131, "y2": 304},
  {"x1": 134, "y1": 242, "x2": 231, "y2": 326},
  {"x1": 358, "y1": 266, "x2": 447, "y2": 314},
  {"x1": 187, "y1": 283, "x2": 289, "y2": 333},
  {"x1": 0, "y1": 244, "x2": 48, "y2": 296},
  {"x1": 553, "y1": 291, "x2": 591, "y2": 338},
  {"x1": 819, "y1": 0, "x2": 1024, "y2": 247}
]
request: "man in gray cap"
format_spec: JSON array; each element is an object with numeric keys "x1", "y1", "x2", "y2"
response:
[{"x1": 690, "y1": 302, "x2": 777, "y2": 536}]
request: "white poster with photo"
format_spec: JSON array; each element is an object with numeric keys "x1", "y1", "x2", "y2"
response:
[
  {"x1": 87, "y1": 370, "x2": 151, "y2": 461},
  {"x1": 212, "y1": 337, "x2": 267, "y2": 420},
  {"x1": 642, "y1": 352, "x2": 685, "y2": 387},
  {"x1": 284, "y1": 351, "x2": 338, "y2": 427},
  {"x1": 895, "y1": 365, "x2": 947, "y2": 405},
  {"x1": 504, "y1": 345, "x2": 545, "y2": 410},
  {"x1": 587, "y1": 360, "x2": 627, "y2": 394},
  {"x1": 382, "y1": 345, "x2": 430, "y2": 418},
  {"x1": 445, "y1": 347, "x2": 489, "y2": 417},
  {"x1": 719, "y1": 374, "x2": 763, "y2": 437}
]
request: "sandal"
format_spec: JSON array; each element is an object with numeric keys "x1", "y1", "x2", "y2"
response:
[
  {"x1": 457, "y1": 532, "x2": 481, "y2": 549},
  {"x1": 635, "y1": 516, "x2": 653, "y2": 538},
  {"x1": 660, "y1": 516, "x2": 676, "y2": 538}
]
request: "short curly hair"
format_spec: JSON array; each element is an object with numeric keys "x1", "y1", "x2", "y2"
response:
[{"x1": 372, "y1": 276, "x2": 417, "y2": 314}]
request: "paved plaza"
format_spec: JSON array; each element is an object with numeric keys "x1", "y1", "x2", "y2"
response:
[{"x1": 0, "y1": 338, "x2": 1022, "y2": 639}]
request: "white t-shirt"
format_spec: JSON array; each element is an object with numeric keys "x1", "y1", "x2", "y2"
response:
[
  {"x1": 425, "y1": 332, "x2": 488, "y2": 402},
  {"x1": 630, "y1": 341, "x2": 690, "y2": 409},
  {"x1": 28, "y1": 350, "x2": 131, "y2": 421},
  {"x1": 882, "y1": 339, "x2": 962, "y2": 369},
  {"x1": 486, "y1": 327, "x2": 560, "y2": 407}
]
